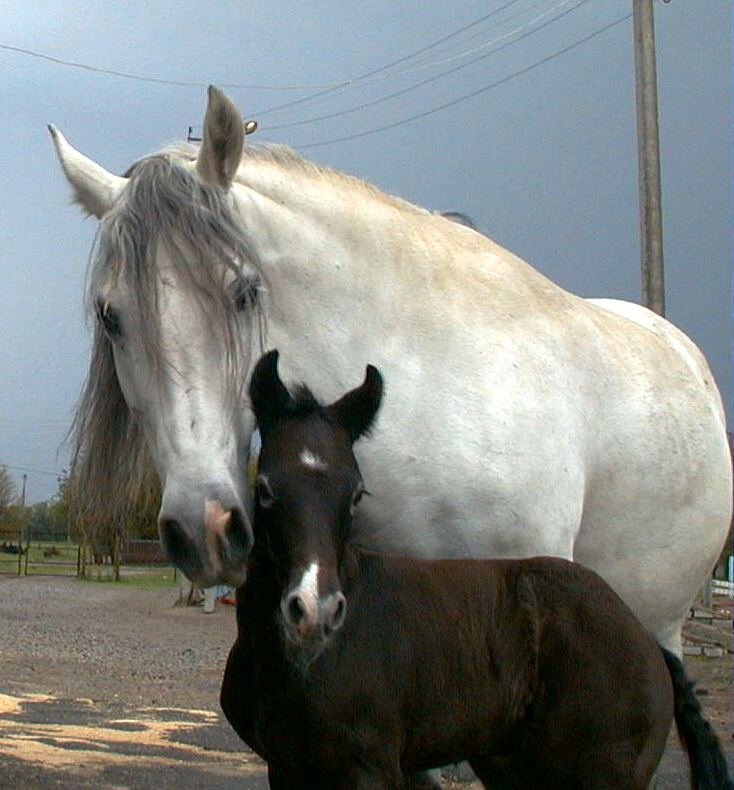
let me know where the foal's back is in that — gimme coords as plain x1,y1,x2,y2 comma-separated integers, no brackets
337,551,673,789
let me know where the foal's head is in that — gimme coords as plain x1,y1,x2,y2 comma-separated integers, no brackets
249,350,383,656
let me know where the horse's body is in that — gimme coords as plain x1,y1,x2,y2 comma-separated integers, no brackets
220,351,731,790
50,86,732,654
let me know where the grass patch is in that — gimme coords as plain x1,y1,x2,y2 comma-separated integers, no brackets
9,540,179,588
76,567,179,589
22,542,80,575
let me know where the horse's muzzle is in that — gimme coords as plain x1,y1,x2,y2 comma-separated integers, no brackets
158,491,252,587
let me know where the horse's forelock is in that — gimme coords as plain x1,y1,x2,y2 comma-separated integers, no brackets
100,151,259,381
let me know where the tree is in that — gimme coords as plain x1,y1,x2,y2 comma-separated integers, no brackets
0,465,16,510
57,468,161,580
0,465,18,539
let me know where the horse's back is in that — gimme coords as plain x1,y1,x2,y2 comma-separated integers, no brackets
587,297,727,426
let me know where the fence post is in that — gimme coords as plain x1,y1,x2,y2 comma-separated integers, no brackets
702,576,713,607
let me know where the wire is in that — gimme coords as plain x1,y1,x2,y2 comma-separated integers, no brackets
0,2,520,96
264,0,589,132
371,0,576,77
396,0,554,71
2,464,64,479
295,12,631,150
250,0,523,117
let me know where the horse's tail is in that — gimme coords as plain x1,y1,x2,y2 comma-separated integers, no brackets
661,647,732,789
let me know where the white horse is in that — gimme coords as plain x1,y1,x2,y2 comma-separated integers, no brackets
50,86,731,656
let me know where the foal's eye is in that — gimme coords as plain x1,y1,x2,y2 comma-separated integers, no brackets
256,474,275,509
349,485,366,516
96,299,122,339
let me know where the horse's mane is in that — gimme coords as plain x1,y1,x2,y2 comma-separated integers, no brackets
232,142,428,216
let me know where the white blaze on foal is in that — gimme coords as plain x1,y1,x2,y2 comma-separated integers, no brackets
299,448,328,472
284,562,321,637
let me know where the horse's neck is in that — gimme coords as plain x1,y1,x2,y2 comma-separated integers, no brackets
231,155,568,402
233,161,404,273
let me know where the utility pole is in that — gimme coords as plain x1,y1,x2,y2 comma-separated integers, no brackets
20,474,27,507
633,0,665,316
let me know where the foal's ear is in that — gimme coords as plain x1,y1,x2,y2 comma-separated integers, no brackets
249,350,292,433
196,86,244,189
327,365,383,442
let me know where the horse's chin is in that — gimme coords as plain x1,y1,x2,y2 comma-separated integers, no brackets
187,563,248,590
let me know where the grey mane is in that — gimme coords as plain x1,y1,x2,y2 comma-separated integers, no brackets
71,148,264,525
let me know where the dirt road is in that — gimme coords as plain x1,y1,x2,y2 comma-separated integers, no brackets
0,575,730,789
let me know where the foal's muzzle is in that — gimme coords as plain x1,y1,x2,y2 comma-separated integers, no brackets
281,587,347,646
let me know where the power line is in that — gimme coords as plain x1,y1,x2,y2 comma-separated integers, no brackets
1,463,64,479
396,0,555,71
0,2,521,96
371,0,576,77
265,0,589,133
295,12,631,150
251,1,523,117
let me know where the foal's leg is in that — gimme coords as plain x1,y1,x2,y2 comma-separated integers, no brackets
267,764,307,789
330,762,407,790
468,757,518,790
404,768,443,789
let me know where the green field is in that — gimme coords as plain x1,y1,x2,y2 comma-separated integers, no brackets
1,539,178,588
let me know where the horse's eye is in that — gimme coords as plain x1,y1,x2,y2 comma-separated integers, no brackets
233,277,260,313
256,474,275,509
96,299,122,339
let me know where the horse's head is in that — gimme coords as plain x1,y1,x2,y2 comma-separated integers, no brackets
249,350,383,656
49,87,262,587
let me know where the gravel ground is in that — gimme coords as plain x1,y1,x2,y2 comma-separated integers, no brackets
0,574,731,789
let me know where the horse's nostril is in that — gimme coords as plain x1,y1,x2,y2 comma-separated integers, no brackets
227,506,252,555
159,517,184,558
158,517,201,577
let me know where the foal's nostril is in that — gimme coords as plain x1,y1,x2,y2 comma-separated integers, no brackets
287,594,307,626
329,593,347,633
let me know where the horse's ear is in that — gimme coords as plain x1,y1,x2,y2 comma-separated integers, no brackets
249,350,292,433
196,86,244,189
327,366,383,442
48,125,127,218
